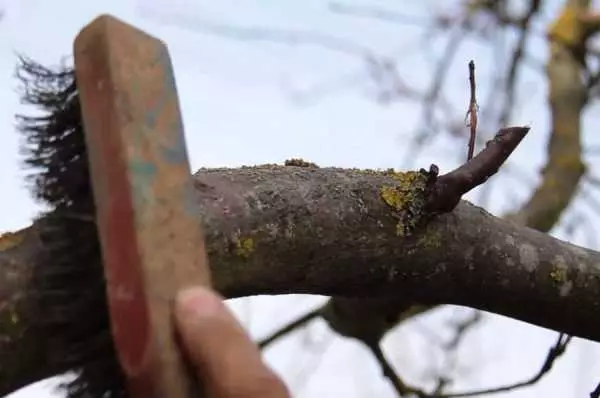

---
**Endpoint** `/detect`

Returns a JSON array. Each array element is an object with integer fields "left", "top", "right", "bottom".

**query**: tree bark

[
  {"left": 3, "top": 166, "right": 600, "bottom": 319},
  {"left": 2, "top": 165, "right": 600, "bottom": 394}
]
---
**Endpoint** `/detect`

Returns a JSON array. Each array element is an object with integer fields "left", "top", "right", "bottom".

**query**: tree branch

[
  {"left": 2, "top": 165, "right": 600, "bottom": 329},
  {"left": 507, "top": 0, "right": 590, "bottom": 231},
  {"left": 5, "top": 141, "right": 600, "bottom": 394}
]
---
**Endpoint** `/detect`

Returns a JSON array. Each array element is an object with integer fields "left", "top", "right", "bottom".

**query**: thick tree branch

[
  {"left": 2, "top": 165, "right": 600, "bottom": 319},
  {"left": 192, "top": 166, "right": 600, "bottom": 336},
  {"left": 1, "top": 126, "right": 598, "bottom": 397},
  {"left": 2, "top": 163, "right": 600, "bottom": 394}
]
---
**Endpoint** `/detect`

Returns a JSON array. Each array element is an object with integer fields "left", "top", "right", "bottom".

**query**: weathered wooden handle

[{"left": 74, "top": 14, "right": 211, "bottom": 398}]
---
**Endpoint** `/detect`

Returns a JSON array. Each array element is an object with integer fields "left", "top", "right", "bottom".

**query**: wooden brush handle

[{"left": 74, "top": 14, "right": 211, "bottom": 398}]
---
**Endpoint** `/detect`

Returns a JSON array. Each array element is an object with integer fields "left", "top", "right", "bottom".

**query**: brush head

[
  {"left": 16, "top": 57, "right": 126, "bottom": 397},
  {"left": 17, "top": 14, "right": 211, "bottom": 396}
]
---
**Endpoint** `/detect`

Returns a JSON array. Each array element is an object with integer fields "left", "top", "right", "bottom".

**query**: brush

[{"left": 17, "top": 14, "right": 210, "bottom": 398}]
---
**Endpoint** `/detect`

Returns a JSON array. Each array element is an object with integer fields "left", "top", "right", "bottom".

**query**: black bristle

[{"left": 15, "top": 56, "right": 127, "bottom": 397}]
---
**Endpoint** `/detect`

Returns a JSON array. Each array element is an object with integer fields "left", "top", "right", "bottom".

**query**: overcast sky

[{"left": 2, "top": 1, "right": 600, "bottom": 397}]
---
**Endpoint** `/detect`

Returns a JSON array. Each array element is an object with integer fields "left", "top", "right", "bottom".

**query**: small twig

[
  {"left": 365, "top": 330, "right": 570, "bottom": 398},
  {"left": 367, "top": 341, "right": 426, "bottom": 397},
  {"left": 431, "top": 378, "right": 452, "bottom": 396},
  {"left": 431, "top": 311, "right": 483, "bottom": 394},
  {"left": 431, "top": 333, "right": 572, "bottom": 397},
  {"left": 444, "top": 311, "right": 482, "bottom": 351},
  {"left": 465, "top": 60, "right": 478, "bottom": 161},
  {"left": 426, "top": 126, "right": 529, "bottom": 214},
  {"left": 258, "top": 306, "right": 323, "bottom": 349},
  {"left": 367, "top": 332, "right": 571, "bottom": 398}
]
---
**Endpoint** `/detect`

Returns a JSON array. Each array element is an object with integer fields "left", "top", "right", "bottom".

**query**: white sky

[{"left": 2, "top": 1, "right": 600, "bottom": 397}]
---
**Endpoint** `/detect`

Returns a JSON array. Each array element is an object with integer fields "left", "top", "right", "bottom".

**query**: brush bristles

[{"left": 16, "top": 57, "right": 126, "bottom": 397}]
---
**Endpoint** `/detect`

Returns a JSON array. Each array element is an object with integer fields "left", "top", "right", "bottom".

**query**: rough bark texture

[
  {"left": 3, "top": 168, "right": 600, "bottom": 322},
  {"left": 2, "top": 166, "right": 600, "bottom": 394},
  {"left": 194, "top": 167, "right": 600, "bottom": 341}
]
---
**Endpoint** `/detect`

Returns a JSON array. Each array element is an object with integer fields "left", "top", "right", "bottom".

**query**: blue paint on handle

[
  {"left": 143, "top": 45, "right": 191, "bottom": 167},
  {"left": 161, "top": 123, "right": 189, "bottom": 166},
  {"left": 129, "top": 159, "right": 158, "bottom": 209}
]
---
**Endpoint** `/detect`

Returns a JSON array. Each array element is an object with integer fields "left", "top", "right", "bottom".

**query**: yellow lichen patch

[
  {"left": 0, "top": 230, "right": 26, "bottom": 252},
  {"left": 234, "top": 237, "right": 255, "bottom": 258},
  {"left": 380, "top": 171, "right": 429, "bottom": 237},
  {"left": 395, "top": 223, "right": 405, "bottom": 237},
  {"left": 416, "top": 228, "right": 442, "bottom": 249},
  {"left": 380, "top": 172, "right": 426, "bottom": 208},
  {"left": 550, "top": 268, "right": 567, "bottom": 283},
  {"left": 548, "top": 3, "right": 585, "bottom": 46},
  {"left": 380, "top": 186, "right": 404, "bottom": 209}
]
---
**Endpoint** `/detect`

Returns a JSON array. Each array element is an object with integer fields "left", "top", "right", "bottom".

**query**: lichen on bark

[
  {"left": 380, "top": 170, "right": 432, "bottom": 237},
  {"left": 233, "top": 236, "right": 255, "bottom": 258}
]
